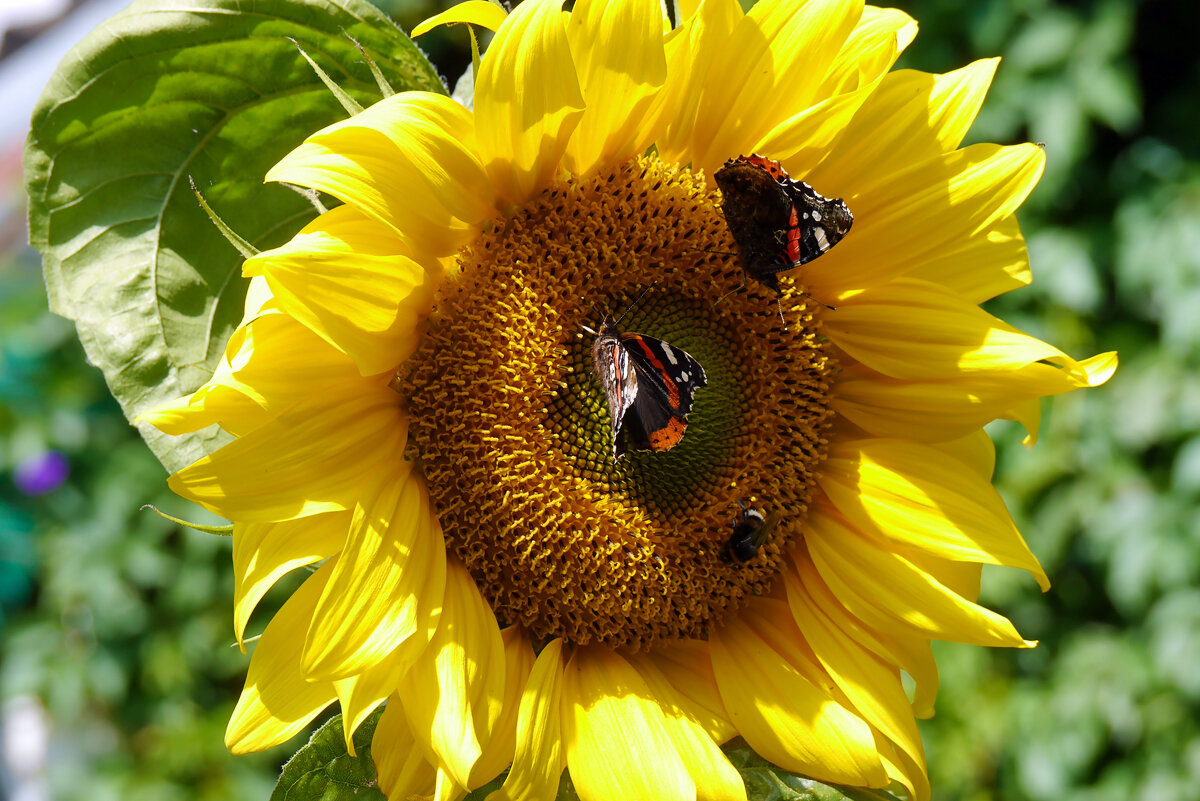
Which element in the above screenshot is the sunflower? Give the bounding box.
[141,0,1116,799]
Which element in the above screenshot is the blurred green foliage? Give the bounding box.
[896,1,1200,799]
[0,241,298,798]
[2,0,1196,799]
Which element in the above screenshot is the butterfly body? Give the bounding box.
[714,154,853,293]
[590,315,707,460]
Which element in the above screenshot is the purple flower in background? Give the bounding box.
[14,451,68,495]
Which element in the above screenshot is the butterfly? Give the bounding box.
[723,499,781,563]
[714,154,853,294]
[587,309,707,461]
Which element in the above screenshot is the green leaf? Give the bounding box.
[463,772,508,800]
[724,741,907,801]
[25,0,446,474]
[271,709,386,801]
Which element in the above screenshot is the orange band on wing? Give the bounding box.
[647,417,686,450]
[628,337,682,409]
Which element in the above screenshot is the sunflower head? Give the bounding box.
[394,155,836,648]
[140,1,1118,799]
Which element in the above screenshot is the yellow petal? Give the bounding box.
[137,389,227,437]
[789,549,940,718]
[755,6,917,166]
[884,742,932,801]
[239,274,275,320]
[831,352,1112,444]
[710,599,888,787]
[820,438,1049,588]
[563,0,667,176]
[267,93,495,259]
[632,640,735,743]
[433,768,469,801]
[931,428,996,481]
[806,143,1044,296]
[649,0,742,165]
[563,645,696,801]
[374,699,437,800]
[304,464,445,680]
[674,0,705,25]
[824,278,1116,383]
[834,369,1026,443]
[334,654,409,757]
[751,72,884,170]
[690,0,863,171]
[627,653,747,801]
[1008,395,1046,448]
[818,6,917,97]
[804,504,1033,646]
[225,563,336,754]
[903,547,983,605]
[168,381,407,522]
[413,1,509,36]
[783,561,926,779]
[809,59,1000,196]
[903,215,1031,303]
[232,513,346,646]
[470,626,536,788]
[400,559,507,789]
[141,306,356,437]
[244,205,435,376]
[885,635,939,720]
[488,638,567,801]
[474,0,585,204]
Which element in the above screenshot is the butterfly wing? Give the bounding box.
[714,159,795,289]
[622,333,706,416]
[618,333,707,455]
[780,178,853,266]
[716,154,853,291]
[590,317,707,460]
[620,399,687,455]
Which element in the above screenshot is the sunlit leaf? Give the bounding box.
[724,740,905,801]
[25,0,445,473]
[272,709,385,801]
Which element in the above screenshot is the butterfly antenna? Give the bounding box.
[712,271,749,309]
[581,298,606,335]
[796,290,837,312]
[683,246,738,258]
[614,281,658,325]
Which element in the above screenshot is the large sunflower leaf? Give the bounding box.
[25,0,445,474]
[271,710,385,801]
[725,742,907,801]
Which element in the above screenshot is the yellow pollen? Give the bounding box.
[395,156,836,648]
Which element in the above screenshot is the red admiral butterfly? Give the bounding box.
[714,154,853,294]
[587,309,708,461]
[723,499,781,563]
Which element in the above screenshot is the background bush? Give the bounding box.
[1,0,1196,798]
